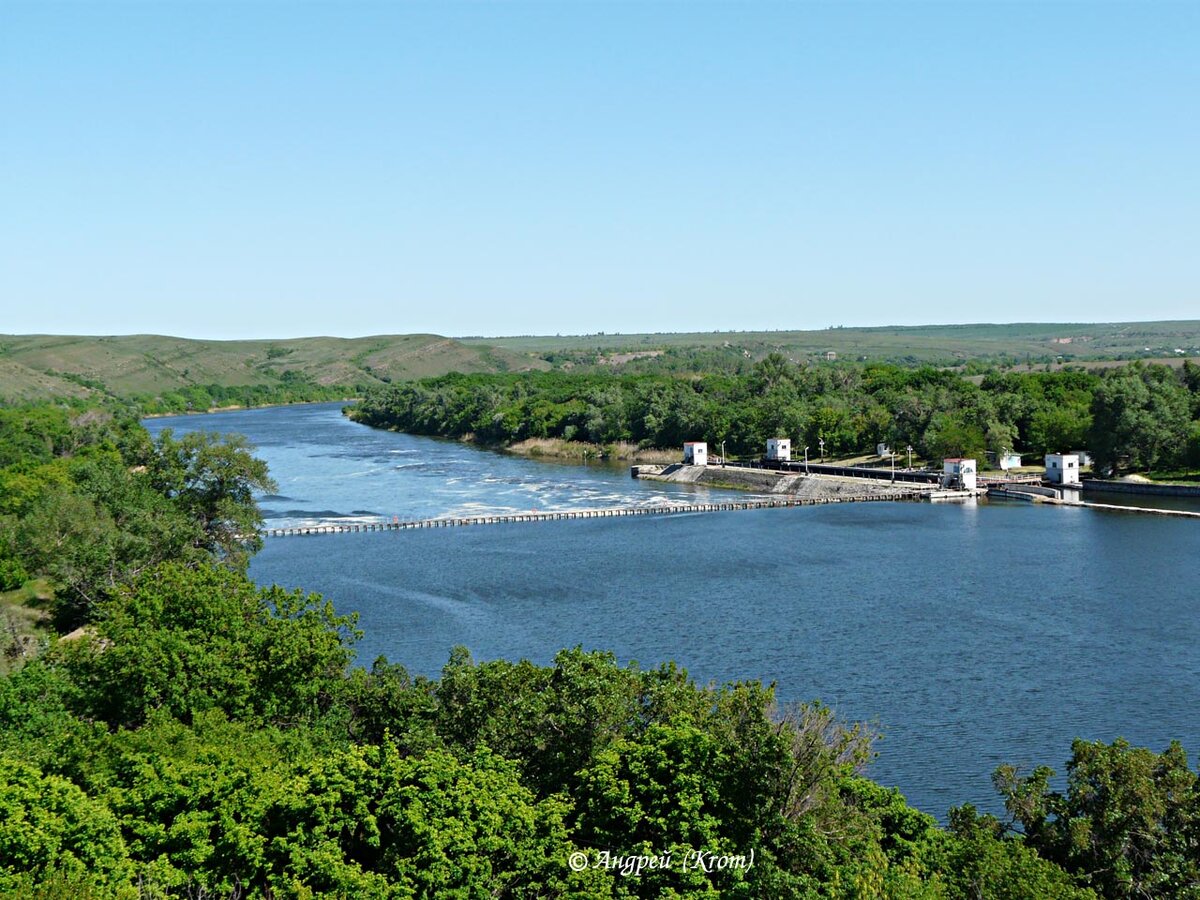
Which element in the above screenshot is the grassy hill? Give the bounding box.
[0,333,548,404]
[461,320,1200,366]
[6,322,1199,407]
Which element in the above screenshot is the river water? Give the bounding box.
[145,402,1200,819]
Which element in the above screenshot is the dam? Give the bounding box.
[262,487,929,537]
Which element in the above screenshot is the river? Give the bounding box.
[145,402,1200,819]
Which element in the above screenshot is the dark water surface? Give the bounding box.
[147,403,1200,819]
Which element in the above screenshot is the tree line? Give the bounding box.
[350,358,1200,475]
[2,402,1200,897]
[130,373,360,416]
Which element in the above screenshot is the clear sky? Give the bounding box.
[2,1,1197,340]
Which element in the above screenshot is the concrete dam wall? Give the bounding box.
[633,464,936,501]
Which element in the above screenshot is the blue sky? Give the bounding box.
[2,1,1197,339]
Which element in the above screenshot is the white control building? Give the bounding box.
[1045,453,1080,485]
[942,458,978,491]
[683,442,708,466]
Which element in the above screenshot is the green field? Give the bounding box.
[461,320,1200,366]
[0,333,548,403]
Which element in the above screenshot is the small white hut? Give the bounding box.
[996,452,1023,471]
[683,442,708,466]
[943,458,977,491]
[1045,453,1080,485]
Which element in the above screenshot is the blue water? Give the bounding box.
[147,403,1200,819]
[145,402,749,528]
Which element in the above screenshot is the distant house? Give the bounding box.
[1045,453,1080,485]
[824,351,838,361]
[942,458,977,491]
[683,442,708,466]
[766,438,791,461]
[987,451,1023,471]
[1071,450,1093,467]
[877,442,891,458]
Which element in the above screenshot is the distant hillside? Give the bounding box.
[0,334,548,405]
[7,322,1199,408]
[461,320,1200,367]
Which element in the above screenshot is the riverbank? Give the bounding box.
[501,437,677,464]
[142,397,361,419]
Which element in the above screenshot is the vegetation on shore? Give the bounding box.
[350,358,1200,479]
[5,325,1200,415]
[3,401,1200,897]
[504,437,677,464]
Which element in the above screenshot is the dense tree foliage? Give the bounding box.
[996,739,1200,898]
[0,406,274,628]
[350,360,1200,475]
[1087,365,1194,474]
[61,564,355,729]
[1,560,1115,899]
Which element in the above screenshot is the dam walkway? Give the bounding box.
[262,489,927,538]
[262,482,1199,539]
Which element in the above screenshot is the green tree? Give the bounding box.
[575,724,743,897]
[147,429,276,569]
[1088,366,1191,474]
[1027,405,1092,456]
[1187,420,1200,470]
[995,738,1200,898]
[925,805,1095,900]
[0,754,133,895]
[922,413,986,464]
[12,484,125,626]
[61,562,357,728]
[985,421,1019,458]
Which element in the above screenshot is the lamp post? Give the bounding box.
[906,444,913,470]
[818,438,825,463]
[720,440,726,468]
[803,445,809,474]
[890,451,895,482]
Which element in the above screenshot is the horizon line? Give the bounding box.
[6,318,1200,344]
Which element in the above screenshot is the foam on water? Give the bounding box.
[143,404,743,528]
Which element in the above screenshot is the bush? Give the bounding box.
[0,556,27,591]
[0,755,133,895]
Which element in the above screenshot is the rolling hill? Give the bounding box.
[0,333,548,404]
[460,320,1200,366]
[5,321,1200,407]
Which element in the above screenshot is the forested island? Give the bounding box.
[2,401,1199,898]
[350,358,1200,478]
